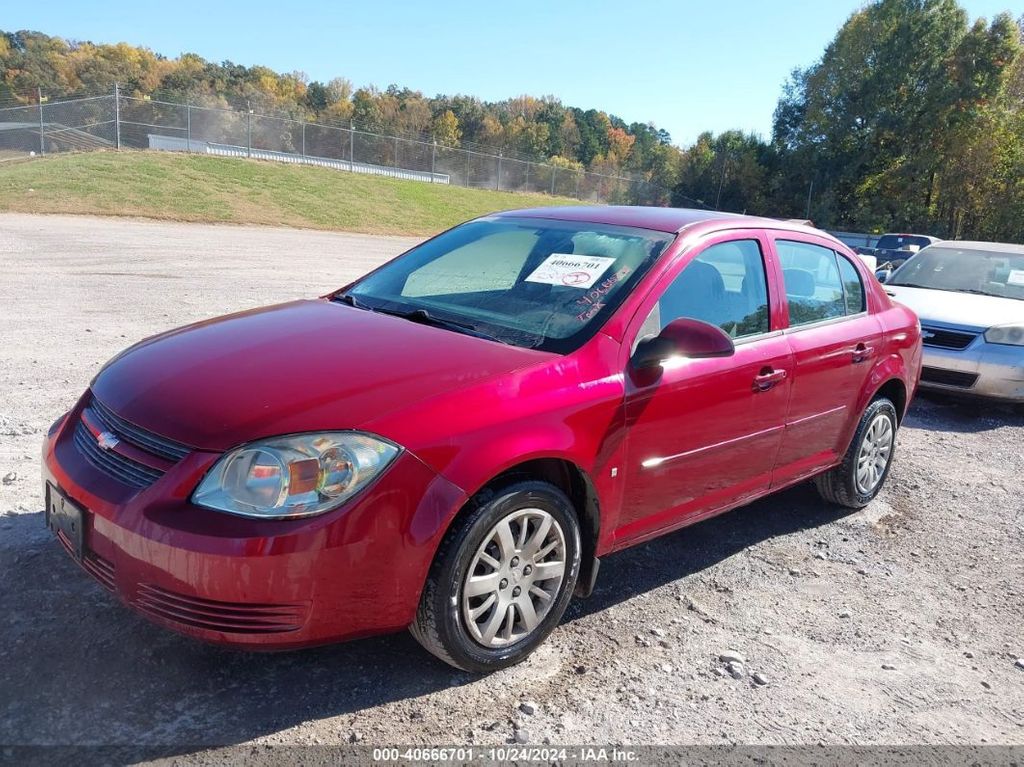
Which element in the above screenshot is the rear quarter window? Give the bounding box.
[837,256,866,313]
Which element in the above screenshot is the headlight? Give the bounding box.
[984,324,1024,346]
[193,432,400,519]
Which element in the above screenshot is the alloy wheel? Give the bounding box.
[855,412,894,495]
[461,508,566,648]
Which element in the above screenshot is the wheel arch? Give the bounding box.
[440,456,602,598]
[873,377,908,424]
[860,350,911,421]
[836,354,909,459]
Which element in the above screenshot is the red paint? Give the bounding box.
[43,207,921,650]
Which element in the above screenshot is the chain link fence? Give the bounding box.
[0,86,665,204]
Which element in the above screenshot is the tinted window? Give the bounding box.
[350,217,674,353]
[837,256,866,313]
[641,239,770,341]
[777,240,845,326]
[876,235,932,251]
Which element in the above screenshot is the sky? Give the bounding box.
[5,0,1018,146]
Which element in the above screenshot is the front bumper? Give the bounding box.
[42,397,467,650]
[920,341,1024,403]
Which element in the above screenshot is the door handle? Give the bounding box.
[753,368,787,391]
[852,343,875,364]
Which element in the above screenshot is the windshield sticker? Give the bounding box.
[574,267,633,322]
[1007,269,1024,286]
[526,254,616,289]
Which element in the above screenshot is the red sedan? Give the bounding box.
[42,207,921,672]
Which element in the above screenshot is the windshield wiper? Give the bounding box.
[889,283,949,291]
[955,288,1002,297]
[331,293,370,310]
[892,284,1010,297]
[374,306,505,344]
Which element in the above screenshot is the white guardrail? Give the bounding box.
[147,133,451,184]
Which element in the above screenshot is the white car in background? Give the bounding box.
[880,241,1024,405]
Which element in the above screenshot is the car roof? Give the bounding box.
[492,205,820,237]
[924,240,1024,254]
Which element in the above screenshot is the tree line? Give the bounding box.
[2,0,1021,241]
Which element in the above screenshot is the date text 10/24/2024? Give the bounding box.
[372,747,640,762]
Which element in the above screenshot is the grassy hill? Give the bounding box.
[0,151,582,235]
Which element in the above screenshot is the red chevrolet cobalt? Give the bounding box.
[42,207,921,672]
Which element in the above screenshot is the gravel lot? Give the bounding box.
[1,213,1022,757]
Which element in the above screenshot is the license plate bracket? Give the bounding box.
[46,483,85,560]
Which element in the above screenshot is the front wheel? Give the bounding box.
[410,480,581,672]
[814,397,898,509]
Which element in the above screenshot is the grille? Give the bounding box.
[921,326,977,350]
[89,397,190,462]
[56,531,116,592]
[134,584,309,634]
[81,551,116,592]
[73,396,191,489]
[73,420,164,488]
[921,366,979,388]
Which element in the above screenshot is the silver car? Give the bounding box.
[881,241,1024,404]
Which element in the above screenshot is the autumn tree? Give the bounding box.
[772,0,1021,237]
[432,109,461,146]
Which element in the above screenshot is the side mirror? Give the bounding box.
[631,318,735,369]
[875,269,892,284]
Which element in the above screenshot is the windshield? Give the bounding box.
[890,246,1024,301]
[345,216,674,353]
[876,234,932,251]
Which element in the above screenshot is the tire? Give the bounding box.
[814,397,898,509]
[410,480,581,673]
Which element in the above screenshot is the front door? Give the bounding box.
[617,233,792,546]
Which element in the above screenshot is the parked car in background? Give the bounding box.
[881,241,1024,405]
[860,233,941,273]
[42,207,921,672]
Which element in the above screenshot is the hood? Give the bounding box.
[884,285,1024,330]
[92,299,552,451]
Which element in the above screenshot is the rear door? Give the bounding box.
[769,235,882,486]
[617,231,792,544]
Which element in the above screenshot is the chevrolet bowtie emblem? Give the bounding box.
[96,431,120,450]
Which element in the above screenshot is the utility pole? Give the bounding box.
[431,140,437,182]
[805,179,814,220]
[550,166,556,196]
[246,102,252,158]
[37,87,45,155]
[114,83,121,150]
[715,151,728,210]
[349,120,355,172]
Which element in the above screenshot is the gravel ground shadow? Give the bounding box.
[568,483,851,621]
[0,510,461,757]
[2,482,847,759]
[907,393,1023,433]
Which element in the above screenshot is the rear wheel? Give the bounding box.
[410,480,581,672]
[814,397,898,509]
